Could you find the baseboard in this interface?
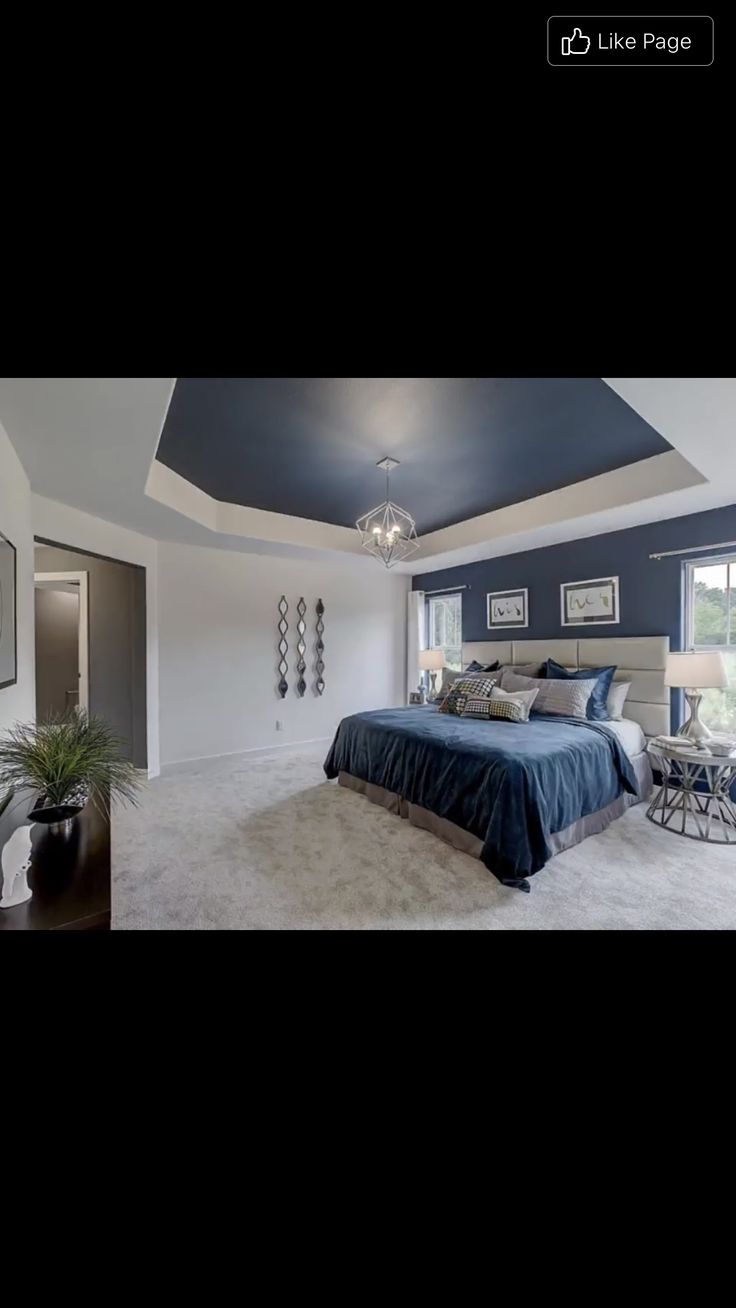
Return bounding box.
[160,736,332,776]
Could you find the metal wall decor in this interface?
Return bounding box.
[277,596,289,697]
[296,597,307,697]
[315,599,325,695]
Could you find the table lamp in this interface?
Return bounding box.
[419,649,445,701]
[665,651,728,745]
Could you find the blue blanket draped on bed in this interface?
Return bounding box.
[324,707,638,891]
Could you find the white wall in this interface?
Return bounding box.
[0,420,34,734]
[158,541,409,766]
[31,495,161,777]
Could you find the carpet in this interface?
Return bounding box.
[112,743,736,929]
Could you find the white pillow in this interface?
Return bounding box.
[502,670,598,719]
[490,684,539,723]
[607,680,631,721]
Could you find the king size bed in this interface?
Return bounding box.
[324,636,670,891]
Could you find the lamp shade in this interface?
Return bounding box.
[665,651,729,689]
[419,649,445,672]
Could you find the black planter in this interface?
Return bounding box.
[29,802,86,826]
[29,786,89,827]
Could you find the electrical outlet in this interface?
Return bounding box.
[276,720,283,731]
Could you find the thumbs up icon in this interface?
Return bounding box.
[561,27,590,55]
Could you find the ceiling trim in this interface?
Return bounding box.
[145,446,706,570]
[145,459,365,555]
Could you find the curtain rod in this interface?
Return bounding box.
[423,584,470,596]
[650,540,736,561]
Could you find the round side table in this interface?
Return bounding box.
[646,741,736,844]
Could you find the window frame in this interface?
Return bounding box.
[684,553,735,651]
[426,591,463,671]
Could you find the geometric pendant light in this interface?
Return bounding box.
[356,458,419,569]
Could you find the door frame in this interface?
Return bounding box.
[34,571,90,714]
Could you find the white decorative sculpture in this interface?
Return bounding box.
[1,824,34,909]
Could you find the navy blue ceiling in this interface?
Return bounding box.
[156,379,671,535]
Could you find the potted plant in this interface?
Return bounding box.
[0,711,142,827]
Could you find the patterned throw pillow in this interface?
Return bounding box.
[436,669,466,701]
[460,695,512,727]
[503,670,597,719]
[490,683,539,722]
[439,674,497,716]
[463,695,524,723]
[545,658,617,721]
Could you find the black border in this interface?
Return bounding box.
[0,529,17,690]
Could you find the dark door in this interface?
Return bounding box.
[35,586,80,717]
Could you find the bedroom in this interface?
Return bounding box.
[0,377,734,929]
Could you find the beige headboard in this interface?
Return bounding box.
[462,635,670,737]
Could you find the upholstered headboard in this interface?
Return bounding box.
[462,635,670,738]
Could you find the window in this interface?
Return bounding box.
[427,592,462,671]
[685,556,736,733]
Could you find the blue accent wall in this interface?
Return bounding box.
[414,502,736,728]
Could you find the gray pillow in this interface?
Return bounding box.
[607,680,631,721]
[502,670,598,719]
[498,661,545,681]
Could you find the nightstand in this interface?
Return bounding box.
[646,740,736,844]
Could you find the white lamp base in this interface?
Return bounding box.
[677,690,712,747]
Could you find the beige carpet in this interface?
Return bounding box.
[112,743,736,930]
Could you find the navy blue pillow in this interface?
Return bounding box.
[466,659,500,674]
[545,658,616,721]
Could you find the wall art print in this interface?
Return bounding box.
[561,575,619,626]
[487,587,528,630]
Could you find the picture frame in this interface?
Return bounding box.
[487,588,528,630]
[408,691,425,705]
[561,575,619,626]
[0,530,17,691]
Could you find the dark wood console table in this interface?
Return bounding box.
[0,802,111,931]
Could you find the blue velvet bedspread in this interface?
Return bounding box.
[324,707,638,890]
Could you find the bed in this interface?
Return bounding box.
[324,636,670,891]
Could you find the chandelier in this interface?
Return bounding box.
[356,458,419,569]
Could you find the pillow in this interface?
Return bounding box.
[465,659,500,674]
[439,674,498,716]
[462,695,525,723]
[439,669,466,693]
[490,683,539,722]
[435,669,465,705]
[498,661,546,682]
[545,658,617,721]
[607,680,631,721]
[502,670,598,720]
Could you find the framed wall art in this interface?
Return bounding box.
[561,575,619,626]
[487,588,528,630]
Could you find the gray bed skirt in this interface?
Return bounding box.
[337,751,652,867]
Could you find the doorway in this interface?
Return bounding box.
[33,540,147,769]
[34,572,89,716]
